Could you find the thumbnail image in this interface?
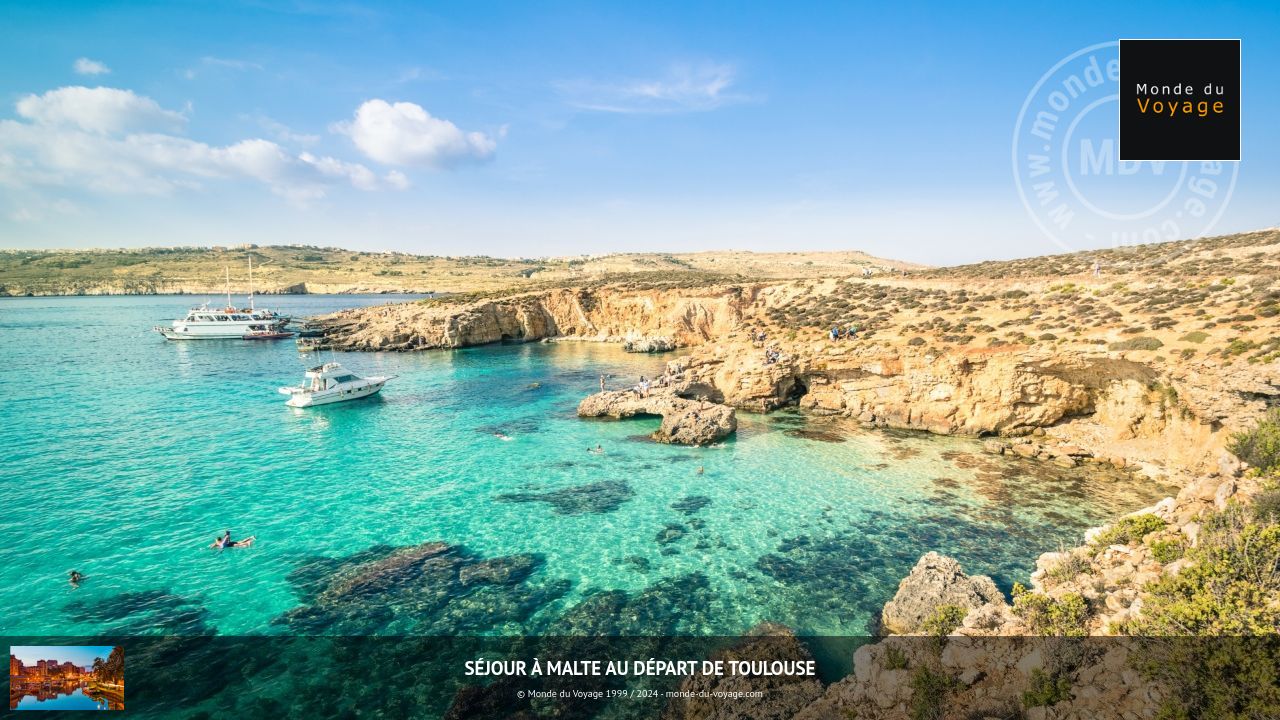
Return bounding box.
[9,646,123,711]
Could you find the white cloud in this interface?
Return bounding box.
[0,85,394,203]
[557,62,747,114]
[73,58,111,76]
[17,86,186,134]
[335,99,496,168]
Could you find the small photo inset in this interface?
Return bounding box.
[9,646,123,711]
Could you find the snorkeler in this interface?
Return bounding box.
[68,570,84,587]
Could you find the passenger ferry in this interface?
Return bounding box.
[153,261,290,340]
[154,305,289,339]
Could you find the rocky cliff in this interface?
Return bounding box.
[315,284,756,351]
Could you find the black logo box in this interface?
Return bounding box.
[1119,39,1240,161]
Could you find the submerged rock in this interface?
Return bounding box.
[496,479,635,514]
[275,541,562,635]
[880,551,1005,634]
[671,495,713,515]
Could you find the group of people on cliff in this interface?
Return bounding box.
[829,324,860,341]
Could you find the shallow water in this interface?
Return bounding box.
[0,295,1175,638]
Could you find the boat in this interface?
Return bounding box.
[277,362,393,407]
[244,329,295,340]
[154,260,290,340]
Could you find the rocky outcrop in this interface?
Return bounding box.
[623,335,677,353]
[577,389,736,446]
[676,342,1279,481]
[315,285,755,351]
[880,552,1005,634]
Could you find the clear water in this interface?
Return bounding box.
[0,295,1176,638]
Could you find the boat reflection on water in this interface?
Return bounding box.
[10,678,124,711]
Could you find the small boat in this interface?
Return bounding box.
[296,337,325,351]
[244,330,295,340]
[278,362,393,407]
[295,328,326,338]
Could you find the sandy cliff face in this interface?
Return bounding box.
[317,285,755,351]
[671,341,1277,481]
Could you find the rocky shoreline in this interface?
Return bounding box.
[308,231,1280,718]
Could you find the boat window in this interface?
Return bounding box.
[216,315,230,321]
[233,314,250,321]
[331,374,358,383]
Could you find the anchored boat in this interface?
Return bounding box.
[154,259,290,340]
[278,362,393,407]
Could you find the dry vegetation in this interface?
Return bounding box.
[759,229,1280,368]
[0,244,916,297]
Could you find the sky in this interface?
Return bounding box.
[11,645,114,669]
[0,1,1276,264]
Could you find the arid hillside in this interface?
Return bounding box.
[0,244,917,297]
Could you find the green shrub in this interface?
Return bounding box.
[1180,331,1209,343]
[921,604,967,638]
[884,645,908,670]
[1011,585,1089,636]
[1022,667,1072,708]
[1125,502,1280,718]
[1093,514,1166,547]
[1046,552,1090,582]
[1150,538,1185,564]
[1109,336,1164,351]
[1228,408,1280,475]
[909,666,959,720]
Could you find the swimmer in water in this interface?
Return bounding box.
[69,570,84,587]
[493,432,512,441]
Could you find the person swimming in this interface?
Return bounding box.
[211,530,256,549]
[589,443,604,454]
[68,570,84,587]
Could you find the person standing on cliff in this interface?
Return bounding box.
[599,374,606,393]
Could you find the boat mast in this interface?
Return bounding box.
[225,266,231,309]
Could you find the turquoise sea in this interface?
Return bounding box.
[0,295,1175,640]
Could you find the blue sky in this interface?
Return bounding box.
[0,1,1276,264]
[11,645,114,669]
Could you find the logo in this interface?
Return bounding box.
[1012,41,1237,252]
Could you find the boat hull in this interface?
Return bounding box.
[285,381,386,408]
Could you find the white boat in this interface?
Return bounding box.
[277,362,393,407]
[155,305,289,339]
[154,260,290,340]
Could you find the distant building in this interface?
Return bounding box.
[9,653,21,677]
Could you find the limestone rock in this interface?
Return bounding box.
[881,552,1006,634]
[577,389,736,446]
[623,335,677,353]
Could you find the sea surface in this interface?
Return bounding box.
[0,295,1176,640]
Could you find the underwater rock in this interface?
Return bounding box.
[880,552,1006,635]
[458,553,542,587]
[275,541,561,635]
[670,495,713,515]
[783,428,848,443]
[655,523,688,545]
[65,589,216,635]
[496,479,636,515]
